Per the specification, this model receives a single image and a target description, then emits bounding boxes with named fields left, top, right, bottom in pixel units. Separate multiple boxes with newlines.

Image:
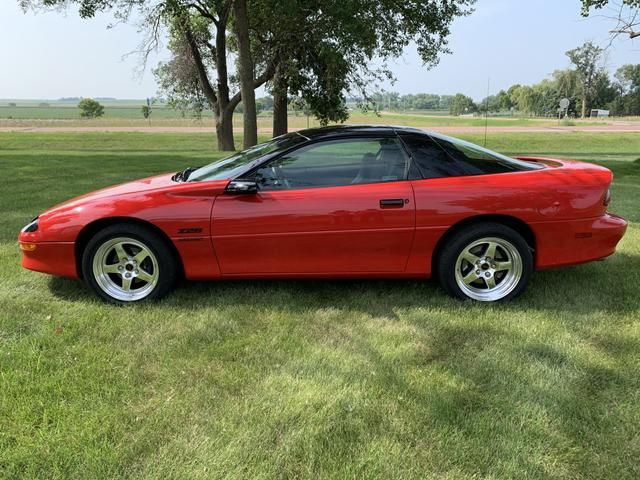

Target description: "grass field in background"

left=0, top=100, right=617, bottom=128
left=0, top=107, right=563, bottom=128
left=0, top=105, right=200, bottom=120
left=0, top=131, right=639, bottom=479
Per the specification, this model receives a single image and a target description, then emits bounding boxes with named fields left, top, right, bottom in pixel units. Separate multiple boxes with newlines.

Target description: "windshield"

left=428, top=132, right=544, bottom=170
left=188, top=133, right=308, bottom=182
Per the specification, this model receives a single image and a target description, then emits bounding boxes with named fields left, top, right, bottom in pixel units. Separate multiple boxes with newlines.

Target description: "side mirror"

left=225, top=179, right=258, bottom=194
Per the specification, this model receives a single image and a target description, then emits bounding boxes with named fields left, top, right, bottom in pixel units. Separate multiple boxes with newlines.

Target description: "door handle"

left=379, top=198, right=406, bottom=208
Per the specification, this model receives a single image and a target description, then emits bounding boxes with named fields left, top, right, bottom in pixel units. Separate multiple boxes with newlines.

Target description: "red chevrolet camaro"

left=19, top=126, right=627, bottom=304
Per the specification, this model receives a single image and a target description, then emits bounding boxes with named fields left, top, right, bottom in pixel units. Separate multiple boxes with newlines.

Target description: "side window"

left=400, top=134, right=466, bottom=179
left=253, top=137, right=409, bottom=190
left=401, top=133, right=532, bottom=179
left=429, top=134, right=529, bottom=175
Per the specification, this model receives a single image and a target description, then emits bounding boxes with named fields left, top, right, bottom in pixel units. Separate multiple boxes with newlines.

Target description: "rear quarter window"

left=400, top=133, right=541, bottom=179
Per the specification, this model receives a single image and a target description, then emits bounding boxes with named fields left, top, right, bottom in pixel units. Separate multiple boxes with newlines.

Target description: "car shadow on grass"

left=48, top=252, right=640, bottom=317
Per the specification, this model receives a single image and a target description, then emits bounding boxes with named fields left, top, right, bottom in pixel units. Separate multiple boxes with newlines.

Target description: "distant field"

left=0, top=104, right=200, bottom=120
left=0, top=99, right=618, bottom=129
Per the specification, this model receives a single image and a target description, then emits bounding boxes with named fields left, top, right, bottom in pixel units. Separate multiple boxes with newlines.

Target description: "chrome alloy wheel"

left=454, top=237, right=523, bottom=302
left=92, top=237, right=159, bottom=301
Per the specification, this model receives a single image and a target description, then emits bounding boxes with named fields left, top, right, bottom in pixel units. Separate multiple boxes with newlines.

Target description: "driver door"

left=211, top=136, right=416, bottom=275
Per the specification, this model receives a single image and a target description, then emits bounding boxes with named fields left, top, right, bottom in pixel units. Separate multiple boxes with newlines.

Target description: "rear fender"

left=515, top=157, right=612, bottom=219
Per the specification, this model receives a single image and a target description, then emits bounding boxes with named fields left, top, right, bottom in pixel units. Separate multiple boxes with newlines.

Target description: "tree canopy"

left=449, top=94, right=476, bottom=116
left=77, top=98, right=105, bottom=118
left=566, top=42, right=605, bottom=118
left=372, top=53, right=639, bottom=119
left=580, top=0, right=640, bottom=38
left=580, top=0, right=640, bottom=13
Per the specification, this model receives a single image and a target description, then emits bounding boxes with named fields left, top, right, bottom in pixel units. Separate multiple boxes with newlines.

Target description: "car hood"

left=42, top=173, right=229, bottom=214
left=52, top=173, right=178, bottom=208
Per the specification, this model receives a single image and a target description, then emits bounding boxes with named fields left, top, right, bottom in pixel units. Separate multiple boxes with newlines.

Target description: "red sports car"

left=19, top=126, right=627, bottom=304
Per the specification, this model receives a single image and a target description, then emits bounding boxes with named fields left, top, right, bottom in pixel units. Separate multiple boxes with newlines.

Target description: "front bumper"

left=19, top=227, right=79, bottom=278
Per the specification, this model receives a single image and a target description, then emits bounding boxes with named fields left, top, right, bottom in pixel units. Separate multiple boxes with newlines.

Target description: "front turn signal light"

left=19, top=242, right=37, bottom=252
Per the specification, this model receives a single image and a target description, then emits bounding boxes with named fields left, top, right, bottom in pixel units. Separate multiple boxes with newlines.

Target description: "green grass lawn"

left=1, top=132, right=639, bottom=479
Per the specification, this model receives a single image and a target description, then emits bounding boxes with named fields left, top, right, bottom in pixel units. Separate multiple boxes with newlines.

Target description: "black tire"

left=81, top=223, right=178, bottom=305
left=436, top=223, right=533, bottom=302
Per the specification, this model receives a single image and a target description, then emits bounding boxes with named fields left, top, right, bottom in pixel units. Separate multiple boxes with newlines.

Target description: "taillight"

left=603, top=188, right=611, bottom=207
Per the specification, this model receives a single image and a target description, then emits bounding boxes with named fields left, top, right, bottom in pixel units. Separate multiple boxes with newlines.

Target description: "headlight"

left=22, top=217, right=39, bottom=233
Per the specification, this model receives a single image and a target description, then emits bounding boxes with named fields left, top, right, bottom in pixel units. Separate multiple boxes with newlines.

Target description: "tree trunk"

left=183, top=18, right=236, bottom=151
left=216, top=108, right=235, bottom=151
left=582, top=86, right=588, bottom=118
left=272, top=66, right=288, bottom=137
left=233, top=0, right=258, bottom=149
left=214, top=11, right=234, bottom=150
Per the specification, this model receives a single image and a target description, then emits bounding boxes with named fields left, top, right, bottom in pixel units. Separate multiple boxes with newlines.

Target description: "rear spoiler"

left=514, top=156, right=564, bottom=168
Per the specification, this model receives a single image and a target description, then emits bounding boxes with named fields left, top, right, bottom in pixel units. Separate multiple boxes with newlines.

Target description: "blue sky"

left=0, top=0, right=638, bottom=100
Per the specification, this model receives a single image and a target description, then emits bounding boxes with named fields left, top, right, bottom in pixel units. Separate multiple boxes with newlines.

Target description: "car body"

left=19, top=125, right=627, bottom=303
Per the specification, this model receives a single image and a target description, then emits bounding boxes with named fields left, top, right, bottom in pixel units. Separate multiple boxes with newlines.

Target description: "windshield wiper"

left=172, top=166, right=200, bottom=182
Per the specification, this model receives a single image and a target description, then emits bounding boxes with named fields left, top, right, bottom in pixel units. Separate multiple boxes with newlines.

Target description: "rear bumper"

left=533, top=213, right=628, bottom=269
left=19, top=240, right=78, bottom=278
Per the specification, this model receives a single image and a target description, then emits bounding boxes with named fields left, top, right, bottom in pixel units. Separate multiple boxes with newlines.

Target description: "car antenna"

left=484, top=77, right=490, bottom=148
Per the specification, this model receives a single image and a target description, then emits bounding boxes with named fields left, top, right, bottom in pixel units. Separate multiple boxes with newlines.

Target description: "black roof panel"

left=296, top=124, right=429, bottom=139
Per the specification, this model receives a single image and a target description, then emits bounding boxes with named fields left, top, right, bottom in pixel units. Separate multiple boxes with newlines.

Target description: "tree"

left=509, top=85, right=539, bottom=115
left=449, top=94, right=476, bottom=116
left=405, top=93, right=442, bottom=110
left=21, top=0, right=475, bottom=148
left=580, top=1, right=640, bottom=39
left=552, top=69, right=580, bottom=98
left=591, top=70, right=617, bottom=110
left=164, top=2, right=273, bottom=150
left=613, top=64, right=640, bottom=115
left=153, top=30, right=207, bottom=120
left=439, top=95, right=455, bottom=110
left=249, top=0, right=476, bottom=136
left=21, top=0, right=274, bottom=151
left=256, top=96, right=273, bottom=111
left=581, top=0, right=640, bottom=9
left=141, top=98, right=154, bottom=123
left=566, top=42, right=604, bottom=118
left=78, top=98, right=104, bottom=118
left=233, top=0, right=258, bottom=148
left=495, top=90, right=512, bottom=111
left=478, top=94, right=505, bottom=113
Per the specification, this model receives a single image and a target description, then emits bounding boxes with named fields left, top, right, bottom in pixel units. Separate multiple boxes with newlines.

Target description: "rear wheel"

left=437, top=223, right=533, bottom=302
left=82, top=224, right=177, bottom=304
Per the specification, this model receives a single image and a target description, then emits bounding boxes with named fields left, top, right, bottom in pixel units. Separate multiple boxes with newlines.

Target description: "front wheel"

left=82, top=224, right=178, bottom=304
left=437, top=223, right=533, bottom=302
